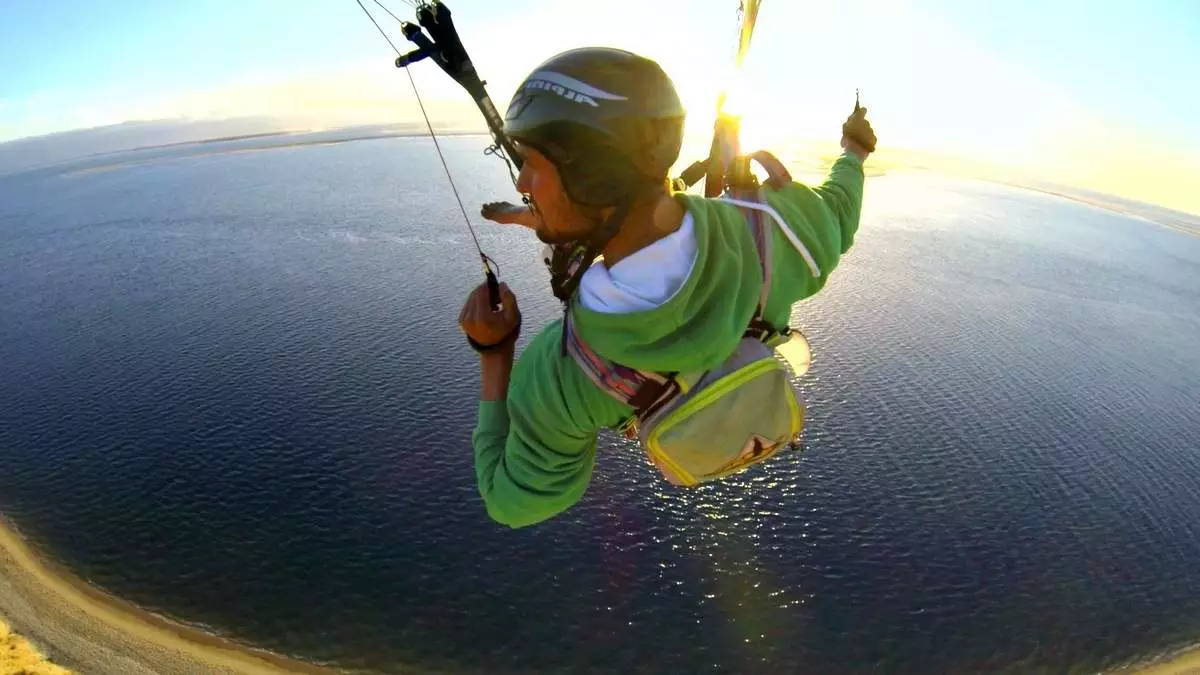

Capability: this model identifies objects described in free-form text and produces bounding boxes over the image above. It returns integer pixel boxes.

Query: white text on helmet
[523,71,627,108]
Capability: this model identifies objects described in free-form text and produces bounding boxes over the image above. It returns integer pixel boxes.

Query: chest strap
[564,194,779,430]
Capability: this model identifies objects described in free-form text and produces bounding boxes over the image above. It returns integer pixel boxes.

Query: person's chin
[536,229,573,245]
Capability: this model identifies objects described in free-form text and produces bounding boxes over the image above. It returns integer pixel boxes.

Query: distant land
[999,180,1200,238]
[0,116,476,176]
[813,145,1200,237]
[0,117,298,174]
[2,116,1197,237]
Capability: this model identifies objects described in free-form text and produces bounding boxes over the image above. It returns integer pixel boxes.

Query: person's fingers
[461,282,521,345]
[500,286,519,324]
[460,285,481,327]
[477,282,494,312]
[492,283,510,305]
[503,283,519,305]
[464,293,477,327]
[469,283,490,321]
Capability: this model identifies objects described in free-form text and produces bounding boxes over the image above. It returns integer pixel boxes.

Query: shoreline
[2,513,1197,675]
[1116,646,1200,675]
[0,513,346,675]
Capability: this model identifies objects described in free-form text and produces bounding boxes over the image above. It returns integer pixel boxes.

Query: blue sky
[1,0,1197,211]
[1,2,367,96]
[918,0,1197,147]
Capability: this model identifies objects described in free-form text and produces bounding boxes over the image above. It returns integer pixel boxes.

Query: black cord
[484,143,520,189]
[354,0,495,276]
[372,0,407,25]
[353,0,403,56]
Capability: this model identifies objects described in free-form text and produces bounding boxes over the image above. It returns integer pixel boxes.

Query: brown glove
[842,92,877,155]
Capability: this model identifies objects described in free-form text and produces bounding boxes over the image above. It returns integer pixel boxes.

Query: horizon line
[3,117,1198,227]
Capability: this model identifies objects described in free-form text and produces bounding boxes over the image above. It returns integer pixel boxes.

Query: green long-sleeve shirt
[473,153,865,527]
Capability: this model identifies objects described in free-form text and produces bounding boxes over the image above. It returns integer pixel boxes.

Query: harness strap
[720,149,821,280]
[747,150,792,189]
[728,186,773,322]
[565,311,667,405]
[563,195,780,429]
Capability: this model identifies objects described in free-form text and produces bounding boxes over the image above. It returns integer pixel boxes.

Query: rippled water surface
[1,137,1198,674]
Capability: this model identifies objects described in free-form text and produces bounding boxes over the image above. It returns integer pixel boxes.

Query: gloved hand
[841,94,877,159]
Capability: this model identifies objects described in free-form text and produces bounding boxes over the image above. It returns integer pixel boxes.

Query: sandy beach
[1118,648,1200,675]
[0,515,344,675]
[1,616,71,674]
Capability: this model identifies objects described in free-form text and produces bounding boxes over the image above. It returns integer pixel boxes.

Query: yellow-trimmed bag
[565,185,812,486]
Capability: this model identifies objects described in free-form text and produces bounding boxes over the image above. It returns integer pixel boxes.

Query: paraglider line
[353,0,495,274]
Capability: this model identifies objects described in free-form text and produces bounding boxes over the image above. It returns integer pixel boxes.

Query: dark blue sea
[1,134,1198,675]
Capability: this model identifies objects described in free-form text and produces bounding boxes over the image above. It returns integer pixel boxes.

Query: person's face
[515,143,598,245]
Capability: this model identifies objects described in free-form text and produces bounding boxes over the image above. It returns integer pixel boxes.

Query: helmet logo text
[523,71,627,107]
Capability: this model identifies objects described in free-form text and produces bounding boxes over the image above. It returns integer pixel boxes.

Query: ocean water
[1,135,1198,675]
